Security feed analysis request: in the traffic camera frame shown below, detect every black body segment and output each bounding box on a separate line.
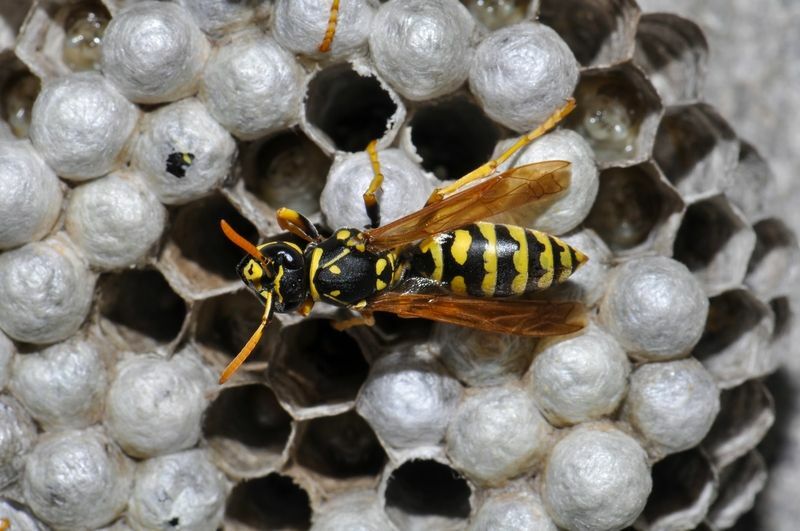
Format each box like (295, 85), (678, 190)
(407, 221), (584, 297)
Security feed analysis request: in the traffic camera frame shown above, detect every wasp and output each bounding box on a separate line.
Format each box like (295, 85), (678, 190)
(218, 99), (588, 383)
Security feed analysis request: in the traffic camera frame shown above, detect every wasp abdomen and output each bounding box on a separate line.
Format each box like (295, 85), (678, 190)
(408, 222), (587, 297)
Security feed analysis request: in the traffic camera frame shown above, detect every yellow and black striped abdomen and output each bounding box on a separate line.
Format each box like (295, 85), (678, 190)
(408, 222), (587, 297)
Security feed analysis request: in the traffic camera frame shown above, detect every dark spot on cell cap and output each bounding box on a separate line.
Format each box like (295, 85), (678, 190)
(166, 151), (195, 178)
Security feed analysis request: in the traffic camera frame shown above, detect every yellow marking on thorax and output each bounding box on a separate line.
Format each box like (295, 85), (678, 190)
(336, 229), (351, 241)
(450, 275), (467, 295)
(555, 237), (573, 283)
(322, 248), (350, 269)
(477, 222), (497, 296)
(376, 258), (387, 275)
(508, 226), (528, 295)
(330, 290), (341, 297)
(534, 231), (554, 289)
(309, 247), (324, 301)
(420, 239), (444, 281)
(329, 265), (341, 274)
(376, 279), (387, 290)
(451, 229), (472, 265)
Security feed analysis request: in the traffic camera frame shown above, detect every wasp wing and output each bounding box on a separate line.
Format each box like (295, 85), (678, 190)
(365, 291), (585, 337)
(364, 160), (571, 251)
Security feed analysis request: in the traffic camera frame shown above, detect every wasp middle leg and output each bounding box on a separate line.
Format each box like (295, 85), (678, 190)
(362, 139), (385, 229)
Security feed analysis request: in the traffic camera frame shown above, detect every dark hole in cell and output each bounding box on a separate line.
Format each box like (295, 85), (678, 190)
(385, 459), (471, 523)
(61, 0), (110, 72)
(748, 219), (795, 273)
(642, 449), (713, 522)
(195, 292), (277, 366)
(673, 198), (737, 271)
(460, 0), (528, 30)
(240, 132), (330, 214)
(98, 269), (186, 344)
(0, 69), (40, 138)
(170, 194), (259, 280)
(296, 411), (386, 479)
(539, 0), (623, 65)
(769, 296), (791, 341)
(585, 166), (663, 251)
(693, 290), (763, 359)
(226, 473), (312, 530)
(305, 63), (397, 152)
(653, 107), (720, 187)
(371, 312), (432, 347)
(272, 319), (369, 408)
(409, 97), (500, 181)
(203, 384), (292, 450)
(704, 380), (772, 464)
(167, 517), (179, 526)
(759, 370), (796, 470)
(165, 151), (195, 178)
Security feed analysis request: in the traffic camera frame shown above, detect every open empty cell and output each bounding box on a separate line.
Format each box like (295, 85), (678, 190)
(62, 1), (109, 72)
(0, 62), (40, 139)
(460, 0), (531, 30)
(226, 473), (311, 529)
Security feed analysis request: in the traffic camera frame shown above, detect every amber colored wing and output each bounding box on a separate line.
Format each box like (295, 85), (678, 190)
(364, 160), (571, 251)
(365, 291), (585, 337)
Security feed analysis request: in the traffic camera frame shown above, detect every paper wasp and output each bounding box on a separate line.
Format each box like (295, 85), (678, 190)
(218, 99), (587, 383)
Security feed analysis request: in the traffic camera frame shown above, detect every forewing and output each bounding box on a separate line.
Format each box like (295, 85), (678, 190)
(364, 160), (570, 250)
(366, 291), (585, 336)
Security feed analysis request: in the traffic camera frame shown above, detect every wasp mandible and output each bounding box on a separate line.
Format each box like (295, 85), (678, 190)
(219, 99), (587, 383)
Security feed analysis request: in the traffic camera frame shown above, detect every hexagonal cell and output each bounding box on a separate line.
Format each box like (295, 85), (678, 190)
(768, 295), (793, 349)
(269, 318), (370, 419)
(0, 60), (40, 139)
(460, 0), (535, 30)
(194, 291), (284, 382)
(238, 131), (331, 219)
(16, 0), (110, 79)
(95, 269), (187, 353)
(302, 61), (404, 155)
(383, 459), (472, 530)
(653, 104), (739, 199)
(635, 449), (717, 531)
(726, 141), (777, 223)
(368, 312), (433, 350)
(692, 289), (773, 389)
(538, 0), (639, 67)
(0, 1), (32, 53)
(633, 13), (708, 105)
(204, 383), (293, 479)
(294, 411), (386, 493)
(706, 452), (767, 530)
(703, 380), (774, 469)
(584, 162), (683, 254)
(403, 94), (501, 181)
(746, 218), (800, 301)
(565, 65), (662, 167)
(673, 195), (756, 295)
(226, 473), (312, 530)
(158, 193), (259, 300)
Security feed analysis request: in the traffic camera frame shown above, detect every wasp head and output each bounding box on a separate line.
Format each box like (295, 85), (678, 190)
(236, 241), (308, 313)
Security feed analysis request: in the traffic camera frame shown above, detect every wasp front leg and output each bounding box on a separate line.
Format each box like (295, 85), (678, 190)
(362, 139), (385, 229)
(425, 98), (576, 205)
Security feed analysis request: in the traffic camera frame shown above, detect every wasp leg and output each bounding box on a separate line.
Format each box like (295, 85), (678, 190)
(318, 0), (340, 53)
(277, 207), (321, 243)
(425, 98), (576, 205)
(219, 292), (274, 384)
(331, 311), (376, 331)
(363, 139), (384, 229)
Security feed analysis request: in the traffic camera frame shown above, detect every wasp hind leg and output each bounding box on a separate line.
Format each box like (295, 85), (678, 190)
(332, 310), (375, 331)
(425, 98), (576, 205)
(362, 139), (384, 229)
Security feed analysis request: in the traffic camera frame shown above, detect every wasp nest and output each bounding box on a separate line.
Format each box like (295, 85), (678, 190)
(0, 0), (795, 529)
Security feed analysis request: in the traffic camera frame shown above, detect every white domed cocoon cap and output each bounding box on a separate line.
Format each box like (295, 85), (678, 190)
(201, 32), (304, 140)
(66, 171), (167, 270)
(369, 0), (475, 101)
(469, 22), (579, 132)
(0, 140), (62, 249)
(0, 395), (37, 490)
(0, 234), (95, 344)
(30, 72), (138, 180)
(101, 1), (209, 104)
(469, 486), (557, 531)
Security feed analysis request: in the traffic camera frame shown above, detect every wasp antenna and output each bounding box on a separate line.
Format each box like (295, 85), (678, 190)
(219, 292), (273, 384)
(220, 219), (267, 264)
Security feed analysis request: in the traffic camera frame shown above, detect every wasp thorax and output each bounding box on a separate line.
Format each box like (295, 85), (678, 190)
(237, 241), (308, 313)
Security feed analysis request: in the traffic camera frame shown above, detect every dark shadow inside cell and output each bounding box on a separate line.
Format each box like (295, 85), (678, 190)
(409, 97), (500, 181)
(693, 290), (764, 359)
(305, 63), (397, 152)
(0, 66), (40, 139)
(170, 194), (259, 281)
(653, 107), (720, 186)
(769, 296), (791, 341)
(585, 166), (664, 250)
(460, 0), (528, 30)
(748, 219), (795, 273)
(240, 132), (331, 214)
(673, 198), (738, 271)
(226, 473), (312, 530)
(295, 411), (386, 479)
(758, 370), (796, 471)
(271, 319), (369, 408)
(370, 312), (432, 347)
(642, 449), (714, 522)
(385, 460), (471, 521)
(195, 291), (278, 366)
(204, 384), (292, 451)
(60, 1), (110, 71)
(97, 269), (186, 344)
(539, 0), (630, 65)
(704, 380), (772, 462)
